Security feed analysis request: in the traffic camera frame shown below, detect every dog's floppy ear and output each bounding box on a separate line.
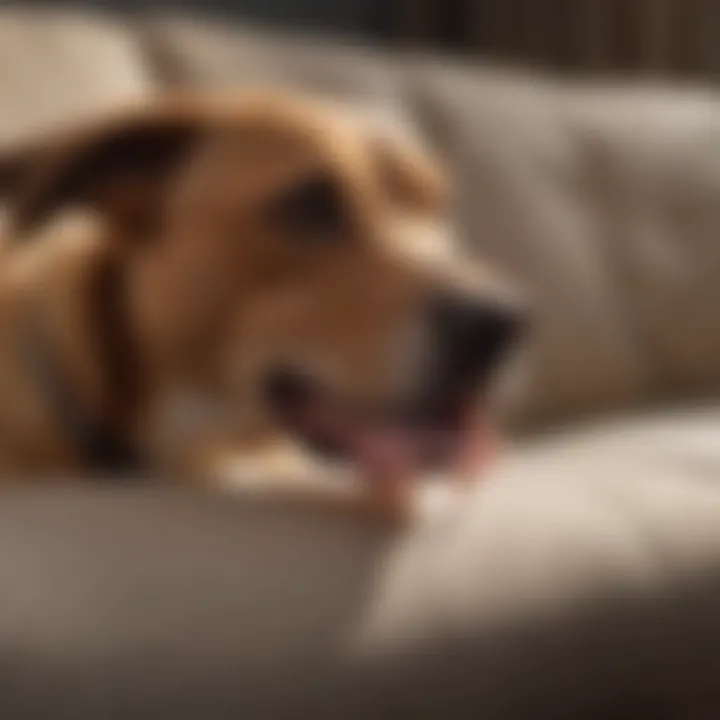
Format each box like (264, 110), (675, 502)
(0, 107), (201, 237)
(374, 133), (447, 213)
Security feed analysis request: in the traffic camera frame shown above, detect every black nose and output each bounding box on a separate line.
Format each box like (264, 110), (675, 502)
(430, 292), (526, 391)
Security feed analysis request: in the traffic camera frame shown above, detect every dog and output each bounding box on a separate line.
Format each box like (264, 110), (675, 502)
(0, 90), (524, 516)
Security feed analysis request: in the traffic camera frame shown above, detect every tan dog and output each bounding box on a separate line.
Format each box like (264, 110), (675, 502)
(0, 91), (523, 514)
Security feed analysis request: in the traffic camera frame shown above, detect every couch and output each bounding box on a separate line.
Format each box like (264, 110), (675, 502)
(0, 8), (719, 719)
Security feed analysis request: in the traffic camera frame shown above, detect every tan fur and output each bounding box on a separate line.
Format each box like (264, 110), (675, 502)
(0, 90), (502, 514)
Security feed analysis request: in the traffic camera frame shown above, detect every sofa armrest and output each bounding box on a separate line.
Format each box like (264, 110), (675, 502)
(0, 473), (719, 719)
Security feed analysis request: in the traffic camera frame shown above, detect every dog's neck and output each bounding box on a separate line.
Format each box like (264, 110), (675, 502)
(3, 218), (252, 475)
(3, 218), (143, 470)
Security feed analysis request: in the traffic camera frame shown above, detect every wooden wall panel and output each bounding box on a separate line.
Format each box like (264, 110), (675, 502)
(396, 0), (720, 79)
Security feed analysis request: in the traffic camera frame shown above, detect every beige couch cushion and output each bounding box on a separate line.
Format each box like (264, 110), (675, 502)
(408, 65), (720, 421)
(568, 86), (720, 399)
(1, 406), (720, 718)
(0, 9), (153, 146)
(142, 16), (401, 103)
(405, 62), (652, 425)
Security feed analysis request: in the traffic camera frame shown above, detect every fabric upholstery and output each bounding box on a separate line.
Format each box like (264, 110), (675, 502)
(404, 61), (652, 424)
(567, 86), (720, 399)
(0, 9), (153, 147)
(1, 409), (720, 719)
(141, 16), (402, 104)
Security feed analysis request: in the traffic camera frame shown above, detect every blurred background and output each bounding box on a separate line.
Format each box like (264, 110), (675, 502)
(6, 0), (720, 80)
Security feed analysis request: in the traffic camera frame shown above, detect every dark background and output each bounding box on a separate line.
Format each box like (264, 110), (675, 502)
(3, 0), (719, 79)
(5, 0), (398, 38)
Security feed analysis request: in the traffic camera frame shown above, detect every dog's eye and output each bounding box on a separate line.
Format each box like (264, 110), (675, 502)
(270, 173), (348, 243)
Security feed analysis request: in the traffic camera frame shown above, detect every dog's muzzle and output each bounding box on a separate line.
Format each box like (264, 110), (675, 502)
(263, 288), (527, 482)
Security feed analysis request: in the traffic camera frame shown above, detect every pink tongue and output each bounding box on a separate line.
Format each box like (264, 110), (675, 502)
(300, 400), (499, 483)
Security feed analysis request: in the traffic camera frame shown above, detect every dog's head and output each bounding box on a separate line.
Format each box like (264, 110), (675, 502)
(0, 91), (526, 477)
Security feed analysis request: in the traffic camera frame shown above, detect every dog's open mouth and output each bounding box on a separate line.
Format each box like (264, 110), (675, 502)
(263, 369), (498, 482)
